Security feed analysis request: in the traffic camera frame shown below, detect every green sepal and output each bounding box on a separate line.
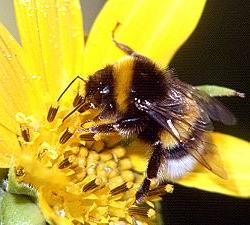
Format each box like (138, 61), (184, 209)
(196, 85), (245, 97)
(0, 192), (46, 225)
(7, 167), (37, 201)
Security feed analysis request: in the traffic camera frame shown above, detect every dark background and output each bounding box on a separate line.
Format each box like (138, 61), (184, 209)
(163, 1), (250, 225)
(169, 1), (249, 141)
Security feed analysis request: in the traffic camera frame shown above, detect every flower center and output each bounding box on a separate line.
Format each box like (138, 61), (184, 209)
(13, 96), (173, 224)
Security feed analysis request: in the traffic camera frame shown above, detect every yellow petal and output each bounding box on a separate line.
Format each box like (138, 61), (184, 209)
(0, 125), (20, 168)
(14, 0), (85, 100)
(0, 24), (45, 167)
(38, 187), (72, 225)
(178, 132), (250, 197)
(83, 0), (206, 74)
(0, 24), (44, 124)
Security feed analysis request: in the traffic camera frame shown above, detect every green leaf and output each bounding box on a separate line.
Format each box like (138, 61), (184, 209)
(196, 85), (245, 97)
(0, 192), (46, 225)
(0, 190), (4, 203)
(7, 167), (37, 201)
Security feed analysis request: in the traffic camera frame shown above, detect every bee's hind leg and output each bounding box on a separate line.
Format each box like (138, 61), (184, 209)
(112, 22), (139, 56)
(135, 141), (163, 204)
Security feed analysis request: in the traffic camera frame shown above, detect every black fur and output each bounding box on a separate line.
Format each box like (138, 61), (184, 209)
(131, 56), (167, 101)
(85, 65), (116, 117)
(82, 54), (234, 203)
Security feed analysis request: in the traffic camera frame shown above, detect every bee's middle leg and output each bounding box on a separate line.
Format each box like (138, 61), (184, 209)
(135, 141), (163, 204)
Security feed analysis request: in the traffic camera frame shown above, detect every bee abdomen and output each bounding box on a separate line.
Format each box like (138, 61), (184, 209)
(158, 129), (206, 180)
(164, 129), (204, 159)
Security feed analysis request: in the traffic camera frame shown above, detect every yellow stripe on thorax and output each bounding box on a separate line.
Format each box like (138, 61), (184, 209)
(113, 56), (134, 113)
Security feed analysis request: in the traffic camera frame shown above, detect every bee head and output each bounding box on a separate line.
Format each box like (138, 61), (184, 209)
(85, 65), (113, 108)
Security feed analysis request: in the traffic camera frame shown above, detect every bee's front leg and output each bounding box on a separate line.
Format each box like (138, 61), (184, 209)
(84, 116), (147, 136)
(87, 123), (117, 134)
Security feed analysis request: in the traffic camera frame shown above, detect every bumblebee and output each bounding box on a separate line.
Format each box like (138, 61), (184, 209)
(54, 25), (237, 203)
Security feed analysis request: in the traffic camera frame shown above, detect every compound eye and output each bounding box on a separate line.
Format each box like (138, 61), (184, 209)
(100, 86), (110, 95)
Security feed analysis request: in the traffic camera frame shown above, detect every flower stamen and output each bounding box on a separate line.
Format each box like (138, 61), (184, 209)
(58, 158), (72, 169)
(15, 166), (25, 177)
(147, 184), (174, 198)
(73, 92), (85, 107)
(128, 206), (155, 218)
(47, 102), (59, 122)
(72, 219), (84, 225)
(59, 127), (75, 144)
(110, 182), (133, 196)
(20, 124), (30, 142)
(82, 178), (101, 192)
(79, 133), (95, 141)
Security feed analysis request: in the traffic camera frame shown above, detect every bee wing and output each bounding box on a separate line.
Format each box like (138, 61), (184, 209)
(135, 98), (185, 140)
(146, 98), (228, 179)
(158, 135), (227, 181)
(173, 79), (237, 125)
(135, 80), (236, 137)
(135, 95), (214, 141)
(193, 90), (236, 125)
(187, 134), (227, 179)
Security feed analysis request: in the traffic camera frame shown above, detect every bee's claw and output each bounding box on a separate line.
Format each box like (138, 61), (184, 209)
(135, 191), (146, 205)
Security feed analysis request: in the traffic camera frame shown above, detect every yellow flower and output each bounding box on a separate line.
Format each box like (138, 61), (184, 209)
(0, 0), (249, 224)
